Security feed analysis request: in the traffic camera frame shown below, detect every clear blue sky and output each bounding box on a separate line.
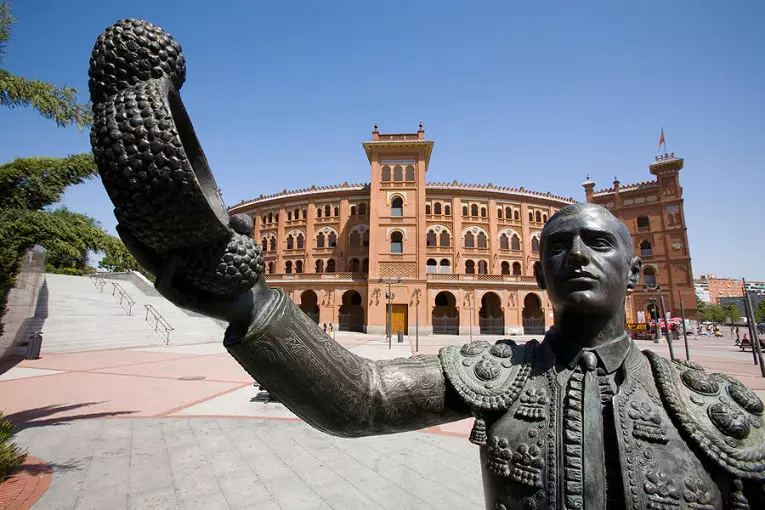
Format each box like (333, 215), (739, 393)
(2, 1), (764, 280)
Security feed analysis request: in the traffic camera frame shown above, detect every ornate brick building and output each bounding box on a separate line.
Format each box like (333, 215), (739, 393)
(229, 125), (574, 336)
(584, 153), (697, 323)
(229, 127), (696, 335)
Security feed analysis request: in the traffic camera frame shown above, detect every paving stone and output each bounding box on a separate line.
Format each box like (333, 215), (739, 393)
(128, 487), (179, 509)
(74, 486), (129, 510)
(215, 470), (271, 507)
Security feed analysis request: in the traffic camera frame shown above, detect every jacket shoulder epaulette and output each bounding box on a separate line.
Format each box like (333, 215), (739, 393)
(646, 351), (765, 481)
(439, 339), (536, 413)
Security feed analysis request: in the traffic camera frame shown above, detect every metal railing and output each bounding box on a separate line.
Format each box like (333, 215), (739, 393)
(111, 282), (135, 316)
(144, 304), (174, 344)
(89, 273), (106, 292)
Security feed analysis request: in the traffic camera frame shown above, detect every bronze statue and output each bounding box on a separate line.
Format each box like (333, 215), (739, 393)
(89, 19), (765, 510)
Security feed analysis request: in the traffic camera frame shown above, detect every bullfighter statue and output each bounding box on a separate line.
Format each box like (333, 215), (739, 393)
(88, 19), (765, 509)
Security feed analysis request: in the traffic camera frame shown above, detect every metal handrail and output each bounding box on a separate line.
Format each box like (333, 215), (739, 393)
(89, 273), (106, 292)
(111, 282), (135, 316)
(144, 304), (174, 344)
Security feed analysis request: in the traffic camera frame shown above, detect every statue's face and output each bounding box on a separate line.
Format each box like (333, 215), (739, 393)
(535, 207), (640, 314)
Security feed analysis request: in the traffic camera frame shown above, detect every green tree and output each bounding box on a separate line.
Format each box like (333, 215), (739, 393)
(722, 303), (741, 325)
(0, 2), (90, 128)
(755, 300), (765, 324)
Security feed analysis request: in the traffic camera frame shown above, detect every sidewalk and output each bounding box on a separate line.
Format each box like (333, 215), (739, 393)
(1, 331), (764, 509)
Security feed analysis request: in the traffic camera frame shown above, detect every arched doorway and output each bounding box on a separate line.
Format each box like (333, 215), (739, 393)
(522, 293), (545, 335)
(479, 292), (504, 335)
(432, 291), (459, 335)
(299, 290), (319, 324)
(338, 290), (365, 332)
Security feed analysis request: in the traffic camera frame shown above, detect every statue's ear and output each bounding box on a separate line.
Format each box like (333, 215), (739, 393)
(627, 256), (642, 290)
(534, 261), (546, 290)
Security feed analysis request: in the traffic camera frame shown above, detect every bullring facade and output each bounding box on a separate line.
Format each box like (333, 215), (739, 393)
(229, 124), (573, 336)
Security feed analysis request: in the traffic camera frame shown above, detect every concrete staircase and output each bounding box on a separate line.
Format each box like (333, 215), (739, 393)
(28, 274), (225, 354)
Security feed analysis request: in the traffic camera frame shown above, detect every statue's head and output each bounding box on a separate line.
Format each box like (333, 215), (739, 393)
(534, 203), (641, 315)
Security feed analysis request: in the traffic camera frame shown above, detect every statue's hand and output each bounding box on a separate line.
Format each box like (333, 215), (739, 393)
(118, 223), (268, 329)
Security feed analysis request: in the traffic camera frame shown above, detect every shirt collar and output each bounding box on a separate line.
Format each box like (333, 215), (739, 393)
(545, 329), (633, 374)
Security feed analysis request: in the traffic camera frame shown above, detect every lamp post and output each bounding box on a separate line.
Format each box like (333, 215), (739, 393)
(379, 277), (401, 349)
(646, 282), (675, 360)
(742, 279), (765, 377)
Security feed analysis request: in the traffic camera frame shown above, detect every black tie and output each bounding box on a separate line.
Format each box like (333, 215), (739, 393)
(581, 351), (606, 510)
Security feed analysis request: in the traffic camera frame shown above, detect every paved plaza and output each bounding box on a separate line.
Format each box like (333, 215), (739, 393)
(1, 330), (764, 509)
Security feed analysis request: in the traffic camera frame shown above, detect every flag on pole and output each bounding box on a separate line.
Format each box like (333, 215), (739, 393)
(658, 128), (665, 152)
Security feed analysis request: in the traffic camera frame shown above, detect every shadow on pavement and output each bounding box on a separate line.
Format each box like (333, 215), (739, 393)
(6, 401), (139, 431)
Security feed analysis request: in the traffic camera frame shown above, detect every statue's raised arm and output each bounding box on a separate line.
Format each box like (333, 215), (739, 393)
(88, 19), (469, 437)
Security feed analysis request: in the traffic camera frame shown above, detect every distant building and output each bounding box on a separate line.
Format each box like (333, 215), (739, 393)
(719, 292), (764, 316)
(584, 153), (696, 322)
(693, 274), (765, 304)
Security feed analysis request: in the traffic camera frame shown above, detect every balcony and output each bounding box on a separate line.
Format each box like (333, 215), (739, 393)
(266, 273), (368, 283)
(426, 274), (537, 284)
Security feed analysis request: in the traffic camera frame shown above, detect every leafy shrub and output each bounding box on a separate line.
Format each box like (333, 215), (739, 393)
(0, 412), (26, 482)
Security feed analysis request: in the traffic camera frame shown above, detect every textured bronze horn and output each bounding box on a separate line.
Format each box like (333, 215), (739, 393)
(89, 19), (263, 295)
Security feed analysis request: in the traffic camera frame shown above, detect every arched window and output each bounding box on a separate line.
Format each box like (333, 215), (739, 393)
(350, 206), (357, 216)
(275, 213), (278, 223)
(426, 258), (438, 273)
(640, 240), (653, 257)
(426, 231), (437, 247)
(531, 236), (540, 252)
(359, 202), (367, 216)
(391, 196), (403, 217)
(462, 205), (468, 216)
(643, 266), (657, 286)
(529, 211), (533, 222)
(362, 258), (369, 273)
(500, 233), (509, 250)
(268, 212), (273, 223)
(295, 260), (303, 273)
(501, 261), (510, 275)
(269, 238), (276, 251)
(440, 259), (451, 274)
(471, 204), (479, 216)
(349, 231), (360, 248)
(674, 213), (681, 225)
(287, 211), (292, 221)
(637, 216), (650, 229)
(334, 206), (339, 217)
(393, 165), (403, 181)
(261, 237), (268, 251)
(505, 207), (512, 219)
(497, 208), (503, 219)
(481, 207), (487, 218)
(439, 231), (450, 247)
(285, 261), (292, 274)
(267, 262), (274, 274)
(381, 166), (391, 181)
(390, 231), (403, 253)
(512, 262), (521, 275)
(262, 215), (267, 225)
(328, 232), (337, 248)
(465, 260), (475, 274)
(317, 208), (322, 218)
(316, 233), (325, 248)
(535, 211), (542, 223)
(465, 232), (475, 248)
(363, 230), (369, 247)
(511, 235), (521, 251)
(326, 259), (336, 273)
(514, 210), (520, 221)
(405, 165), (415, 181)
(444, 205), (451, 216)
(297, 234), (304, 249)
(434, 203), (442, 215)
(302, 209), (307, 219)
(315, 260), (324, 273)
(668, 215), (675, 226)
(350, 258), (360, 272)
(286, 235), (294, 250)
(477, 232), (487, 248)
(324, 205), (331, 217)
(294, 208), (299, 220)
(543, 214), (547, 223)
(425, 204), (431, 215)
(478, 260), (488, 274)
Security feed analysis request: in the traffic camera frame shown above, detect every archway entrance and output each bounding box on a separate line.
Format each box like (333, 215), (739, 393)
(479, 292), (504, 335)
(522, 293), (545, 335)
(432, 291), (459, 335)
(339, 290), (365, 332)
(299, 290), (319, 324)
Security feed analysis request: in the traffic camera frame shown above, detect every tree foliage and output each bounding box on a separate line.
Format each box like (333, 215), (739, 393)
(755, 300), (765, 324)
(0, 2), (90, 129)
(697, 303), (729, 323)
